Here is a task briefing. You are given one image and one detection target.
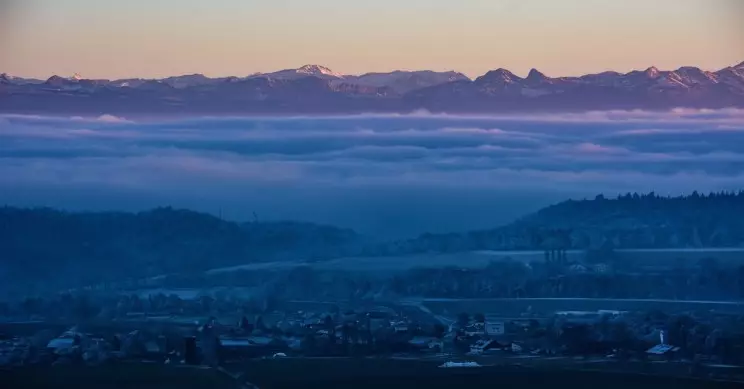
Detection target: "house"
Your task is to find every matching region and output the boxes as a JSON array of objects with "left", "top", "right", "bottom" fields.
[
  {"left": 592, "top": 263, "right": 611, "bottom": 273},
  {"left": 369, "top": 318, "right": 388, "bottom": 332},
  {"left": 46, "top": 328, "right": 86, "bottom": 352},
  {"left": 303, "top": 318, "right": 323, "bottom": 327},
  {"left": 646, "top": 344, "right": 681, "bottom": 361},
  {"left": 506, "top": 319, "right": 537, "bottom": 333},
  {"left": 408, "top": 336, "right": 441, "bottom": 351},
  {"left": 219, "top": 335, "right": 287, "bottom": 360},
  {"left": 341, "top": 311, "right": 358, "bottom": 323},
  {"left": 392, "top": 321, "right": 409, "bottom": 333},
  {"left": 283, "top": 336, "right": 303, "bottom": 351},
  {"left": 463, "top": 324, "right": 485, "bottom": 337},
  {"left": 569, "top": 264, "right": 589, "bottom": 273},
  {"left": 144, "top": 340, "right": 162, "bottom": 355},
  {"left": 47, "top": 337, "right": 75, "bottom": 351},
  {"left": 484, "top": 321, "right": 505, "bottom": 336},
  {"left": 469, "top": 339, "right": 493, "bottom": 355},
  {"left": 468, "top": 339, "right": 511, "bottom": 355},
  {"left": 220, "top": 335, "right": 275, "bottom": 347},
  {"left": 366, "top": 309, "right": 394, "bottom": 319},
  {"left": 555, "top": 311, "right": 604, "bottom": 325}
]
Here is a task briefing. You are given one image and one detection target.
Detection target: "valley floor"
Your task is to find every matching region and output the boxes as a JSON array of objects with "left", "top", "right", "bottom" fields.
[{"left": 203, "top": 247, "right": 744, "bottom": 275}]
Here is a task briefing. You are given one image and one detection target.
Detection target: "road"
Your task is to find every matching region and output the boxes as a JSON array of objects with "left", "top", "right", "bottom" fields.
[{"left": 414, "top": 297, "right": 744, "bottom": 316}]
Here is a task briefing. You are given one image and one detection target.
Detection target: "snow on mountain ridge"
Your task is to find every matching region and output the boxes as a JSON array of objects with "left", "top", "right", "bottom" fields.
[
  {"left": 478, "top": 68, "right": 521, "bottom": 83},
  {"left": 3, "top": 61, "right": 742, "bottom": 112},
  {"left": 673, "top": 67, "right": 719, "bottom": 85},
  {"left": 348, "top": 70, "right": 470, "bottom": 93},
  {"left": 644, "top": 66, "right": 660, "bottom": 78},
  {"left": 252, "top": 65, "right": 346, "bottom": 81},
  {"left": 296, "top": 64, "right": 345, "bottom": 78}
]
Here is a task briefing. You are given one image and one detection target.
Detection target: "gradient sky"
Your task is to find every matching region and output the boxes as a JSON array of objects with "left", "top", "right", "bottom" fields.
[{"left": 1, "top": 0, "right": 743, "bottom": 79}]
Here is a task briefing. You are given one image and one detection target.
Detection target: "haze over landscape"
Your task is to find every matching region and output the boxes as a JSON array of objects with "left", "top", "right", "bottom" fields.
[
  {"left": 1, "top": 0, "right": 743, "bottom": 235},
  {"left": 2, "top": 109, "right": 744, "bottom": 237},
  {"left": 5, "top": 2, "right": 744, "bottom": 385}
]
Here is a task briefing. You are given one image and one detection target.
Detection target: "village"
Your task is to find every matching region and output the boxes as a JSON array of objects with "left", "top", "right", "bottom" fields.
[{"left": 2, "top": 296, "right": 744, "bottom": 383}]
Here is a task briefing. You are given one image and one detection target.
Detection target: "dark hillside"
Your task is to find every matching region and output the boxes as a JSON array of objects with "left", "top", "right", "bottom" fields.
[
  {"left": 380, "top": 191, "right": 744, "bottom": 254},
  {"left": 0, "top": 207, "right": 361, "bottom": 293}
]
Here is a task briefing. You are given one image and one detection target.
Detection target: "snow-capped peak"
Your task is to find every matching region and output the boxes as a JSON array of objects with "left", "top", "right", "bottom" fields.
[
  {"left": 674, "top": 66, "right": 718, "bottom": 85},
  {"left": 296, "top": 65, "right": 344, "bottom": 78},
  {"left": 479, "top": 68, "right": 520, "bottom": 83},
  {"left": 644, "top": 66, "right": 660, "bottom": 78}
]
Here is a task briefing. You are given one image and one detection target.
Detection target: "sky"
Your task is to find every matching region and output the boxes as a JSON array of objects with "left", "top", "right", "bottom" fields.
[
  {"left": 2, "top": 109, "right": 744, "bottom": 237},
  {"left": 1, "top": 0, "right": 743, "bottom": 79}
]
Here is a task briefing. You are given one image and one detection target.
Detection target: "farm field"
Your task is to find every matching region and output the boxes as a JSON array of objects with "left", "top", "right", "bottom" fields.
[{"left": 205, "top": 248, "right": 744, "bottom": 275}]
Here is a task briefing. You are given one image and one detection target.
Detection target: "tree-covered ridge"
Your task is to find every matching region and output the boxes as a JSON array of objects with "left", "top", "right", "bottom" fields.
[
  {"left": 0, "top": 206, "right": 362, "bottom": 291},
  {"left": 380, "top": 191, "right": 744, "bottom": 254},
  {"left": 3, "top": 191, "right": 744, "bottom": 294}
]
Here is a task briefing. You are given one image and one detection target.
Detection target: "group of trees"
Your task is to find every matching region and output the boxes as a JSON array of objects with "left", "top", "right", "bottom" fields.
[
  {"left": 4, "top": 191, "right": 744, "bottom": 302},
  {"left": 449, "top": 309, "right": 744, "bottom": 365},
  {"left": 136, "top": 255, "right": 744, "bottom": 302},
  {"left": 0, "top": 206, "right": 363, "bottom": 295},
  {"left": 1, "top": 293, "right": 102, "bottom": 321},
  {"left": 375, "top": 191, "right": 744, "bottom": 255},
  {"left": 555, "top": 311, "right": 744, "bottom": 364},
  {"left": 7, "top": 254, "right": 744, "bottom": 323}
]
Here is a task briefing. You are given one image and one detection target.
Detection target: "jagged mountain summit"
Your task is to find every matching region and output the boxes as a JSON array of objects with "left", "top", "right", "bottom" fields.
[
  {"left": 348, "top": 70, "right": 471, "bottom": 93},
  {"left": 1, "top": 62, "right": 743, "bottom": 114},
  {"left": 0, "top": 73, "right": 43, "bottom": 85},
  {"left": 254, "top": 64, "right": 347, "bottom": 80}
]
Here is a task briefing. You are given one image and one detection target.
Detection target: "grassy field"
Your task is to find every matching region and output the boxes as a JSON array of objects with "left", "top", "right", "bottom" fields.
[
  {"left": 3, "top": 359, "right": 739, "bottom": 389},
  {"left": 204, "top": 248, "right": 744, "bottom": 276},
  {"left": 230, "top": 358, "right": 743, "bottom": 389},
  {"left": 0, "top": 364, "right": 240, "bottom": 389}
]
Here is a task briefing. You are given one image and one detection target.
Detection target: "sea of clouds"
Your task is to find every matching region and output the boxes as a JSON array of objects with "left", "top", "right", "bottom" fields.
[{"left": 2, "top": 109, "right": 744, "bottom": 237}]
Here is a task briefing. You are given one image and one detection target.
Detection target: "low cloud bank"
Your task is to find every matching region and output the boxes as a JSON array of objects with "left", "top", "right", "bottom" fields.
[{"left": 1, "top": 109, "right": 743, "bottom": 237}]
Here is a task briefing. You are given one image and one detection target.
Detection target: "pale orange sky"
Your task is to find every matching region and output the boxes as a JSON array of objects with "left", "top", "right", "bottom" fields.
[{"left": 1, "top": 0, "right": 742, "bottom": 79}]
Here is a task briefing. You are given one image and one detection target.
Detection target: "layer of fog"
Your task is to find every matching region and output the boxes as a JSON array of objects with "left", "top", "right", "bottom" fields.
[{"left": 2, "top": 109, "right": 744, "bottom": 238}]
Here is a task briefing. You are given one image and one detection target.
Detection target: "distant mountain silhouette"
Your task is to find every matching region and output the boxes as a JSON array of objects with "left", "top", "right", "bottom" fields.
[{"left": 1, "top": 62, "right": 742, "bottom": 114}]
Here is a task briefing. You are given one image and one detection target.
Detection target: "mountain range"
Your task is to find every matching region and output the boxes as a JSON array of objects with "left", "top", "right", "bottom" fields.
[{"left": 1, "top": 62, "right": 743, "bottom": 114}]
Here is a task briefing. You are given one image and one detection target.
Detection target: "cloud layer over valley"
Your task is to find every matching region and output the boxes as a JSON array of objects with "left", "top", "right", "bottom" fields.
[{"left": 2, "top": 110, "right": 744, "bottom": 237}]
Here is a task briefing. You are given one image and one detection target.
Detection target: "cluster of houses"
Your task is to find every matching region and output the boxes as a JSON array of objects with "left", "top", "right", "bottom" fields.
[{"left": 3, "top": 303, "right": 744, "bottom": 375}]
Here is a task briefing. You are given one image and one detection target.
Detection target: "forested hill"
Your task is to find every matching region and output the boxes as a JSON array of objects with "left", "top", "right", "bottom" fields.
[
  {"left": 3, "top": 192, "right": 744, "bottom": 293},
  {"left": 0, "top": 207, "right": 362, "bottom": 290},
  {"left": 373, "top": 191, "right": 744, "bottom": 254}
]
